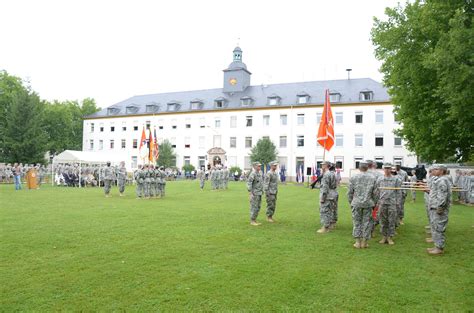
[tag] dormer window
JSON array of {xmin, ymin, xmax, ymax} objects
[
  {"xmin": 145, "ymin": 103, "xmax": 159, "ymax": 113},
  {"xmin": 126, "ymin": 105, "xmax": 139, "ymax": 114},
  {"xmin": 268, "ymin": 94, "xmax": 281, "ymax": 106},
  {"xmin": 360, "ymin": 90, "xmax": 374, "ymax": 102},
  {"xmin": 329, "ymin": 91, "xmax": 341, "ymax": 103},
  {"xmin": 214, "ymin": 97, "xmax": 227, "ymax": 109},
  {"xmin": 167, "ymin": 101, "xmax": 181, "ymax": 112},
  {"xmin": 297, "ymin": 92, "xmax": 310, "ymax": 104},
  {"xmin": 240, "ymin": 96, "xmax": 254, "ymax": 107},
  {"xmin": 190, "ymin": 99, "xmax": 204, "ymax": 110},
  {"xmin": 107, "ymin": 107, "xmax": 120, "ymax": 115}
]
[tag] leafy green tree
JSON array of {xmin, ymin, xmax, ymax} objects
[
  {"xmin": 157, "ymin": 139, "xmax": 177, "ymax": 168},
  {"xmin": 371, "ymin": 0, "xmax": 473, "ymax": 162},
  {"xmin": 229, "ymin": 166, "xmax": 242, "ymax": 179},
  {"xmin": 249, "ymin": 137, "xmax": 277, "ymax": 171},
  {"xmin": 182, "ymin": 164, "xmax": 195, "ymax": 173}
]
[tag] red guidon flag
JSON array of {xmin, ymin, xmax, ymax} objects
[
  {"xmin": 148, "ymin": 129, "xmax": 154, "ymax": 163},
  {"xmin": 153, "ymin": 128, "xmax": 159, "ymax": 161},
  {"xmin": 317, "ymin": 89, "xmax": 335, "ymax": 151}
]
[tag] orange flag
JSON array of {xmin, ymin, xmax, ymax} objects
[
  {"xmin": 139, "ymin": 126, "xmax": 147, "ymax": 160},
  {"xmin": 317, "ymin": 89, "xmax": 334, "ymax": 151}
]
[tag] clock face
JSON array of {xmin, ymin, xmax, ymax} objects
[{"xmin": 229, "ymin": 78, "xmax": 237, "ymax": 86}]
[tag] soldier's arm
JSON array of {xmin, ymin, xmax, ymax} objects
[
  {"xmin": 246, "ymin": 173, "xmax": 254, "ymax": 192},
  {"xmin": 320, "ymin": 176, "xmax": 329, "ymax": 199},
  {"xmin": 347, "ymin": 177, "xmax": 354, "ymax": 203},
  {"xmin": 263, "ymin": 172, "xmax": 270, "ymax": 192}
]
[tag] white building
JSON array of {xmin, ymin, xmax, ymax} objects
[{"xmin": 82, "ymin": 47, "xmax": 417, "ymax": 179}]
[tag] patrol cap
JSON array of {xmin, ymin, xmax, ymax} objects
[
  {"xmin": 252, "ymin": 162, "xmax": 261, "ymax": 166},
  {"xmin": 322, "ymin": 160, "xmax": 332, "ymax": 166},
  {"xmin": 269, "ymin": 161, "xmax": 279, "ymax": 166},
  {"xmin": 431, "ymin": 164, "xmax": 447, "ymax": 170},
  {"xmin": 365, "ymin": 159, "xmax": 374, "ymax": 165},
  {"xmin": 383, "ymin": 162, "xmax": 393, "ymax": 169},
  {"xmin": 359, "ymin": 161, "xmax": 369, "ymax": 168}
]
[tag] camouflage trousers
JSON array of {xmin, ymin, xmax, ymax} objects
[
  {"xmin": 319, "ymin": 200, "xmax": 334, "ymax": 228},
  {"xmin": 144, "ymin": 180, "xmax": 151, "ymax": 197},
  {"xmin": 211, "ymin": 179, "xmax": 216, "ymax": 190},
  {"xmin": 250, "ymin": 194, "xmax": 262, "ymax": 221},
  {"xmin": 265, "ymin": 193, "xmax": 277, "ymax": 217},
  {"xmin": 200, "ymin": 179, "xmax": 205, "ymax": 189},
  {"xmin": 149, "ymin": 182, "xmax": 156, "ymax": 197},
  {"xmin": 104, "ymin": 179, "xmax": 112, "ymax": 195},
  {"xmin": 155, "ymin": 183, "xmax": 162, "ymax": 197},
  {"xmin": 118, "ymin": 179, "xmax": 126, "ymax": 194},
  {"xmin": 161, "ymin": 183, "xmax": 166, "ymax": 197},
  {"xmin": 398, "ymin": 194, "xmax": 407, "ymax": 220},
  {"xmin": 331, "ymin": 195, "xmax": 339, "ymax": 224},
  {"xmin": 430, "ymin": 208, "xmax": 449, "ymax": 249},
  {"xmin": 136, "ymin": 183, "xmax": 144, "ymax": 198},
  {"xmin": 352, "ymin": 206, "xmax": 372, "ymax": 240},
  {"xmin": 379, "ymin": 204, "xmax": 397, "ymax": 237}
]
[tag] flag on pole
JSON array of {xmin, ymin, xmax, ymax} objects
[
  {"xmin": 153, "ymin": 128, "xmax": 159, "ymax": 162},
  {"xmin": 317, "ymin": 89, "xmax": 335, "ymax": 151},
  {"xmin": 148, "ymin": 129, "xmax": 154, "ymax": 163},
  {"xmin": 139, "ymin": 126, "xmax": 148, "ymax": 160}
]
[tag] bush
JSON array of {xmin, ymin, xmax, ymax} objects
[
  {"xmin": 182, "ymin": 164, "xmax": 195, "ymax": 173},
  {"xmin": 229, "ymin": 166, "xmax": 242, "ymax": 180}
]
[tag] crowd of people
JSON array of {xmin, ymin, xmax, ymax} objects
[
  {"xmin": 454, "ymin": 169, "xmax": 474, "ymax": 204},
  {"xmin": 0, "ymin": 163, "xmax": 49, "ymax": 189}
]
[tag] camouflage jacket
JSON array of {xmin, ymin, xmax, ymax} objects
[
  {"xmin": 429, "ymin": 176, "xmax": 451, "ymax": 209},
  {"xmin": 102, "ymin": 166, "xmax": 116, "ymax": 180},
  {"xmin": 375, "ymin": 175, "xmax": 401, "ymax": 206},
  {"xmin": 116, "ymin": 167, "xmax": 127, "ymax": 181},
  {"xmin": 263, "ymin": 170, "xmax": 278, "ymax": 195},
  {"xmin": 247, "ymin": 170, "xmax": 263, "ymax": 195},
  {"xmin": 348, "ymin": 172, "xmax": 377, "ymax": 208},
  {"xmin": 320, "ymin": 171, "xmax": 337, "ymax": 201}
]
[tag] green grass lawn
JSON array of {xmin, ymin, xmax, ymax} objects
[{"xmin": 1, "ymin": 181, "xmax": 473, "ymax": 311}]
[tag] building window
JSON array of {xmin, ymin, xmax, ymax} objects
[
  {"xmin": 184, "ymin": 156, "xmax": 191, "ymax": 166},
  {"xmin": 330, "ymin": 93, "xmax": 341, "ymax": 103},
  {"xmin": 394, "ymin": 113, "xmax": 400, "ymax": 124},
  {"xmin": 297, "ymin": 114, "xmax": 305, "ymax": 125},
  {"xmin": 355, "ymin": 112, "xmax": 363, "ymax": 124},
  {"xmin": 244, "ymin": 156, "xmax": 251, "ymax": 170},
  {"xmin": 230, "ymin": 116, "xmax": 237, "ymax": 128},
  {"xmin": 215, "ymin": 100, "xmax": 224, "ymax": 108},
  {"xmin": 145, "ymin": 121, "xmax": 150, "ymax": 130},
  {"xmin": 360, "ymin": 91, "xmax": 373, "ymax": 101},
  {"xmin": 191, "ymin": 100, "xmax": 203, "ymax": 110},
  {"xmin": 230, "ymin": 137, "xmax": 236, "ymax": 148},
  {"xmin": 375, "ymin": 134, "xmax": 384, "ymax": 147},
  {"xmin": 316, "ymin": 113, "xmax": 322, "ymax": 124},
  {"xmin": 263, "ymin": 115, "xmax": 270, "ymax": 126},
  {"xmin": 245, "ymin": 137, "xmax": 252, "ymax": 148},
  {"xmin": 246, "ymin": 116, "xmax": 253, "ymax": 127},
  {"xmin": 131, "ymin": 156, "xmax": 137, "ymax": 169},
  {"xmin": 121, "ymin": 139, "xmax": 126, "ymax": 149},
  {"xmin": 198, "ymin": 156, "xmax": 206, "ymax": 168},
  {"xmin": 90, "ymin": 123, "xmax": 95, "ymax": 132},
  {"xmin": 375, "ymin": 111, "xmax": 384, "ymax": 123},
  {"xmin": 335, "ymin": 112, "xmax": 343, "ymax": 124},
  {"xmin": 122, "ymin": 122, "xmax": 127, "ymax": 131},
  {"xmin": 133, "ymin": 139, "xmax": 138, "ymax": 149},
  {"xmin": 280, "ymin": 114, "xmax": 287, "ymax": 126},
  {"xmin": 126, "ymin": 106, "xmax": 138, "ymax": 114},
  {"xmin": 100, "ymin": 126, "xmax": 104, "ymax": 132},
  {"xmin": 198, "ymin": 136, "xmax": 205, "ymax": 149},
  {"xmin": 168, "ymin": 103, "xmax": 180, "ymax": 111},
  {"xmin": 334, "ymin": 157, "xmax": 344, "ymax": 170},
  {"xmin": 335, "ymin": 134, "xmax": 343, "ymax": 147},
  {"xmin": 240, "ymin": 97, "xmax": 253, "ymax": 106},
  {"xmin": 186, "ymin": 123, "xmax": 191, "ymax": 129},
  {"xmin": 159, "ymin": 126, "xmax": 164, "ymax": 130},
  {"xmin": 111, "ymin": 126, "xmax": 115, "ymax": 132},
  {"xmin": 279, "ymin": 136, "xmax": 287, "ymax": 148},
  {"xmin": 89, "ymin": 140, "xmax": 94, "ymax": 150},
  {"xmin": 99, "ymin": 140, "xmax": 103, "ymax": 150},
  {"xmin": 110, "ymin": 140, "xmax": 114, "ymax": 149},
  {"xmin": 298, "ymin": 95, "xmax": 308, "ymax": 104},
  {"xmin": 133, "ymin": 125, "xmax": 138, "ymax": 131},
  {"xmin": 297, "ymin": 135, "xmax": 304, "ymax": 147},
  {"xmin": 185, "ymin": 137, "xmax": 191, "ymax": 148},
  {"xmin": 215, "ymin": 118, "xmax": 221, "ymax": 128},
  {"xmin": 355, "ymin": 134, "xmax": 363, "ymax": 147},
  {"xmin": 394, "ymin": 137, "xmax": 402, "ymax": 147},
  {"xmin": 354, "ymin": 157, "xmax": 363, "ymax": 169},
  {"xmin": 394, "ymin": 157, "xmax": 403, "ymax": 166},
  {"xmin": 199, "ymin": 117, "xmax": 206, "ymax": 128},
  {"xmin": 268, "ymin": 98, "xmax": 279, "ymax": 106},
  {"xmin": 213, "ymin": 135, "xmax": 221, "ymax": 147},
  {"xmin": 375, "ymin": 157, "xmax": 384, "ymax": 165},
  {"xmin": 171, "ymin": 137, "xmax": 176, "ymax": 148}
]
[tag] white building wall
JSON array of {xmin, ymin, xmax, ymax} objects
[{"xmin": 82, "ymin": 102, "xmax": 417, "ymax": 179}]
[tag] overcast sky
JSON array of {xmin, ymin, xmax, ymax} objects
[{"xmin": 0, "ymin": 0, "xmax": 399, "ymax": 108}]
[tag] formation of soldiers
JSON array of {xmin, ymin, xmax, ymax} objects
[
  {"xmin": 100, "ymin": 161, "xmax": 128, "ymax": 197},
  {"xmin": 209, "ymin": 165, "xmax": 230, "ymax": 190},
  {"xmin": 0, "ymin": 163, "xmax": 49, "ymax": 187},
  {"xmin": 454, "ymin": 169, "xmax": 474, "ymax": 204},
  {"xmin": 133, "ymin": 164, "xmax": 167, "ymax": 199}
]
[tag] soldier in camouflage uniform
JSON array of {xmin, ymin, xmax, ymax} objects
[
  {"xmin": 159, "ymin": 166, "xmax": 166, "ymax": 197},
  {"xmin": 247, "ymin": 162, "xmax": 263, "ymax": 226},
  {"xmin": 426, "ymin": 164, "xmax": 452, "ymax": 255},
  {"xmin": 117, "ymin": 161, "xmax": 127, "ymax": 196},
  {"xmin": 153, "ymin": 166, "xmax": 161, "ymax": 198},
  {"xmin": 367, "ymin": 160, "xmax": 382, "ymax": 236},
  {"xmin": 149, "ymin": 165, "xmax": 156, "ymax": 198},
  {"xmin": 396, "ymin": 164, "xmax": 408, "ymax": 225},
  {"xmin": 264, "ymin": 161, "xmax": 279, "ymax": 223},
  {"xmin": 102, "ymin": 162, "xmax": 115, "ymax": 197},
  {"xmin": 223, "ymin": 167, "xmax": 229, "ymax": 189},
  {"xmin": 134, "ymin": 165, "xmax": 145, "ymax": 199},
  {"xmin": 197, "ymin": 168, "xmax": 206, "ymax": 190},
  {"xmin": 348, "ymin": 161, "xmax": 377, "ymax": 248},
  {"xmin": 143, "ymin": 165, "xmax": 151, "ymax": 198},
  {"xmin": 317, "ymin": 161, "xmax": 338, "ymax": 233},
  {"xmin": 376, "ymin": 163, "xmax": 401, "ymax": 245}
]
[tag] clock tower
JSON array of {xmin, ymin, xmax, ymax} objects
[{"xmin": 223, "ymin": 46, "xmax": 251, "ymax": 93}]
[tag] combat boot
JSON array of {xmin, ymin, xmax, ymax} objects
[
  {"xmin": 425, "ymin": 237, "xmax": 434, "ymax": 243},
  {"xmin": 267, "ymin": 217, "xmax": 275, "ymax": 223},
  {"xmin": 379, "ymin": 237, "xmax": 387, "ymax": 244},
  {"xmin": 428, "ymin": 247, "xmax": 444, "ymax": 255},
  {"xmin": 361, "ymin": 239, "xmax": 369, "ymax": 248},
  {"xmin": 250, "ymin": 221, "xmax": 261, "ymax": 226},
  {"xmin": 387, "ymin": 237, "xmax": 395, "ymax": 245},
  {"xmin": 399, "ymin": 219, "xmax": 405, "ymax": 225},
  {"xmin": 317, "ymin": 227, "xmax": 329, "ymax": 234},
  {"xmin": 353, "ymin": 238, "xmax": 361, "ymax": 249}
]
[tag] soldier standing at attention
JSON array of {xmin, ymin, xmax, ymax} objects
[
  {"xmin": 426, "ymin": 164, "xmax": 452, "ymax": 255},
  {"xmin": 410, "ymin": 170, "xmax": 417, "ymax": 202},
  {"xmin": 396, "ymin": 164, "xmax": 408, "ymax": 225},
  {"xmin": 317, "ymin": 161, "xmax": 337, "ymax": 233},
  {"xmin": 348, "ymin": 161, "xmax": 377, "ymax": 249},
  {"xmin": 117, "ymin": 161, "xmax": 127, "ymax": 197},
  {"xmin": 102, "ymin": 162, "xmax": 115, "ymax": 197},
  {"xmin": 160, "ymin": 166, "xmax": 166, "ymax": 197},
  {"xmin": 247, "ymin": 162, "xmax": 263, "ymax": 226},
  {"xmin": 376, "ymin": 163, "xmax": 401, "ymax": 245},
  {"xmin": 264, "ymin": 161, "xmax": 279, "ymax": 223},
  {"xmin": 149, "ymin": 165, "xmax": 156, "ymax": 198},
  {"xmin": 143, "ymin": 164, "xmax": 151, "ymax": 199},
  {"xmin": 197, "ymin": 167, "xmax": 206, "ymax": 190},
  {"xmin": 134, "ymin": 165, "xmax": 145, "ymax": 199}
]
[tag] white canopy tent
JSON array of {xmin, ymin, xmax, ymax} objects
[{"xmin": 52, "ymin": 150, "xmax": 128, "ymax": 187}]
